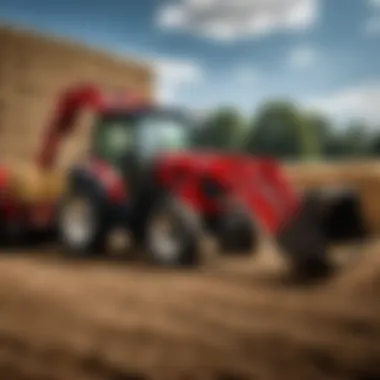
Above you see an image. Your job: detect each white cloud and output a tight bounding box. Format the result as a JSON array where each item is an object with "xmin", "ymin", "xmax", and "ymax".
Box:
[
  {"xmin": 305, "ymin": 80, "xmax": 380, "ymax": 127},
  {"xmin": 156, "ymin": 0, "xmax": 319, "ymax": 42},
  {"xmin": 364, "ymin": 0, "xmax": 380, "ymax": 35},
  {"xmin": 369, "ymin": 0, "xmax": 380, "ymax": 8},
  {"xmin": 287, "ymin": 45, "xmax": 318, "ymax": 69},
  {"xmin": 365, "ymin": 16, "xmax": 380, "ymax": 35},
  {"xmin": 152, "ymin": 57, "xmax": 204, "ymax": 103},
  {"xmin": 233, "ymin": 65, "xmax": 261, "ymax": 85}
]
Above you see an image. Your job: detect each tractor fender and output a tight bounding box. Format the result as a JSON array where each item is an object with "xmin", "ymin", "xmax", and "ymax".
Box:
[
  {"xmin": 68, "ymin": 161, "xmax": 127, "ymax": 203},
  {"xmin": 154, "ymin": 159, "xmax": 206, "ymax": 213},
  {"xmin": 169, "ymin": 178, "xmax": 205, "ymax": 212},
  {"xmin": 129, "ymin": 165, "xmax": 204, "ymax": 244},
  {"xmin": 61, "ymin": 166, "xmax": 109, "ymax": 228},
  {"xmin": 66, "ymin": 164, "xmax": 129, "ymax": 228},
  {"xmin": 67, "ymin": 166, "xmax": 106, "ymax": 198}
]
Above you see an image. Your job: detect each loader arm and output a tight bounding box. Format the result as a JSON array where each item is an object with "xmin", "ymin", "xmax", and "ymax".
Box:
[
  {"xmin": 237, "ymin": 162, "xmax": 366, "ymax": 276},
  {"xmin": 35, "ymin": 85, "xmax": 101, "ymax": 171},
  {"xmin": 218, "ymin": 161, "xmax": 330, "ymax": 275},
  {"xmin": 35, "ymin": 84, "xmax": 153, "ymax": 171}
]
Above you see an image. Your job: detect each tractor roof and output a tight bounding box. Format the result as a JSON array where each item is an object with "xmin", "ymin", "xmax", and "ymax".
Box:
[{"xmin": 100, "ymin": 106, "xmax": 193, "ymax": 121}]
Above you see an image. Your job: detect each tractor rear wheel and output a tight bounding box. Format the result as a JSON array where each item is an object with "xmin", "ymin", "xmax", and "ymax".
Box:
[{"xmin": 144, "ymin": 197, "xmax": 202, "ymax": 267}]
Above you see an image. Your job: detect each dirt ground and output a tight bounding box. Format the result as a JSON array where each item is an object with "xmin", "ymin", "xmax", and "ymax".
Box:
[{"xmin": 0, "ymin": 240, "xmax": 379, "ymax": 380}]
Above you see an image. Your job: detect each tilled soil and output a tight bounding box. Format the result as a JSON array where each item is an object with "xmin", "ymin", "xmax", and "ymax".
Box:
[{"xmin": 0, "ymin": 242, "xmax": 379, "ymax": 380}]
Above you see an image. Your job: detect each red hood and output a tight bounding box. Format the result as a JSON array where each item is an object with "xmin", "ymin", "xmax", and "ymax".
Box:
[
  {"xmin": 158, "ymin": 150, "xmax": 301, "ymax": 234},
  {"xmin": 158, "ymin": 150, "xmax": 278, "ymax": 185}
]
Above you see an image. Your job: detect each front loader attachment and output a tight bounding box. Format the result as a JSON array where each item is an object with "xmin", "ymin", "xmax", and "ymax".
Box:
[{"xmin": 239, "ymin": 160, "xmax": 367, "ymax": 280}]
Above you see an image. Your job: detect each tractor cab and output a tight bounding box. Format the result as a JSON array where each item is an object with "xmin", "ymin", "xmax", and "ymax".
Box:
[{"xmin": 91, "ymin": 108, "xmax": 195, "ymax": 192}]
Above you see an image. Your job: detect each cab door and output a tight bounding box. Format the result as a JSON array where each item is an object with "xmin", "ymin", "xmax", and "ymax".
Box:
[{"xmin": 91, "ymin": 114, "xmax": 141, "ymax": 195}]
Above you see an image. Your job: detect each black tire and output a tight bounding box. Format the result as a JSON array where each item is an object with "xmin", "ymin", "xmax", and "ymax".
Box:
[
  {"xmin": 144, "ymin": 197, "xmax": 201, "ymax": 267},
  {"xmin": 218, "ymin": 209, "xmax": 259, "ymax": 256},
  {"xmin": 57, "ymin": 188, "xmax": 109, "ymax": 258},
  {"xmin": 0, "ymin": 206, "xmax": 30, "ymax": 247},
  {"xmin": 0, "ymin": 221, "xmax": 27, "ymax": 247}
]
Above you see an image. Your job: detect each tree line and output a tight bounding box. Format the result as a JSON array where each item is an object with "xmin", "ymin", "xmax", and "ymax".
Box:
[{"xmin": 192, "ymin": 100, "xmax": 380, "ymax": 161}]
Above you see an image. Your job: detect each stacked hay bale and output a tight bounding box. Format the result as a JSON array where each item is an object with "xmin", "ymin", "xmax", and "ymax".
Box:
[{"xmin": 0, "ymin": 25, "xmax": 155, "ymax": 169}]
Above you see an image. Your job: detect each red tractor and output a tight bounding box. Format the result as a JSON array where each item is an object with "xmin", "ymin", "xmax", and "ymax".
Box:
[{"xmin": 0, "ymin": 84, "xmax": 366, "ymax": 279}]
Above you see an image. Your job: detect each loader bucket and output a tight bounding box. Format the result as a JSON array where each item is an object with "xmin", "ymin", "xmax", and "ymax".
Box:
[
  {"xmin": 303, "ymin": 189, "xmax": 367, "ymax": 243},
  {"xmin": 317, "ymin": 190, "xmax": 367, "ymax": 244},
  {"xmin": 276, "ymin": 189, "xmax": 366, "ymax": 280},
  {"xmin": 276, "ymin": 198, "xmax": 332, "ymax": 280}
]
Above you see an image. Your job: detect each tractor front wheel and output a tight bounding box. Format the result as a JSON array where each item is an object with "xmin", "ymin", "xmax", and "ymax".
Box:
[{"xmin": 144, "ymin": 197, "xmax": 202, "ymax": 268}]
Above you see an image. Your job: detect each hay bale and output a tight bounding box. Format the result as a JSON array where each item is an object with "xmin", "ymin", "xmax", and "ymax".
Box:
[
  {"xmin": 11, "ymin": 163, "xmax": 67, "ymax": 203},
  {"xmin": 0, "ymin": 25, "xmax": 155, "ymax": 169}
]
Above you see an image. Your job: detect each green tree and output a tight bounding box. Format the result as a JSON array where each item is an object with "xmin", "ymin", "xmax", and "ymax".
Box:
[
  {"xmin": 370, "ymin": 133, "xmax": 380, "ymax": 156},
  {"xmin": 324, "ymin": 130, "xmax": 349, "ymax": 159},
  {"xmin": 245, "ymin": 100, "xmax": 322, "ymax": 160},
  {"xmin": 305, "ymin": 112, "xmax": 332, "ymax": 157},
  {"xmin": 342, "ymin": 121, "xmax": 371, "ymax": 157},
  {"xmin": 193, "ymin": 107, "xmax": 245, "ymax": 150}
]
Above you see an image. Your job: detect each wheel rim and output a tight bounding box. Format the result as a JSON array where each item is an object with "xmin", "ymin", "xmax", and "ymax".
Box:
[
  {"xmin": 147, "ymin": 209, "xmax": 182, "ymax": 262},
  {"xmin": 60, "ymin": 196, "xmax": 94, "ymax": 248}
]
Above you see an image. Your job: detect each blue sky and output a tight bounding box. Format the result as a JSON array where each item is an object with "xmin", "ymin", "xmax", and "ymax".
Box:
[{"xmin": 1, "ymin": 0, "xmax": 380, "ymax": 124}]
